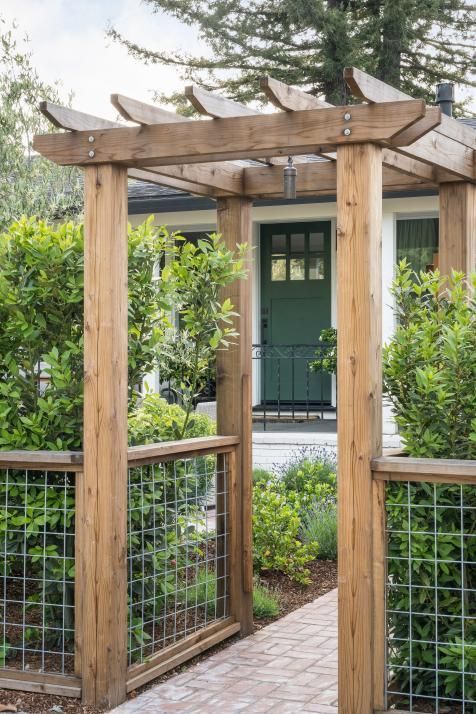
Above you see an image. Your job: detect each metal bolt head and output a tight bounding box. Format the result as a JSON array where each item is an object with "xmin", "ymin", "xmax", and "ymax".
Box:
[
  {"xmin": 344, "ymin": 112, "xmax": 351, "ymax": 121},
  {"xmin": 88, "ymin": 135, "xmax": 95, "ymax": 143},
  {"xmin": 343, "ymin": 128, "xmax": 351, "ymax": 136},
  {"xmin": 88, "ymin": 150, "xmax": 95, "ymax": 158}
]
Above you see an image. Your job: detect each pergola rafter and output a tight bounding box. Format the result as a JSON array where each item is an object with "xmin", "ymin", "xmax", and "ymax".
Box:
[{"xmin": 32, "ymin": 68, "xmax": 476, "ymax": 713}]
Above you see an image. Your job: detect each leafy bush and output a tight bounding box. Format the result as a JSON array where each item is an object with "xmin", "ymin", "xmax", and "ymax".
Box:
[
  {"xmin": 277, "ymin": 448, "xmax": 337, "ymax": 516},
  {"xmin": 179, "ymin": 570, "xmax": 280, "ymax": 619},
  {"xmin": 252, "ymin": 581, "xmax": 280, "ymax": 618},
  {"xmin": 0, "ymin": 216, "xmax": 174, "ymax": 450},
  {"xmin": 384, "ymin": 263, "xmax": 476, "ymax": 459},
  {"xmin": 300, "ymin": 499, "xmax": 337, "ymax": 560},
  {"xmin": 310, "ymin": 327, "xmax": 337, "ymax": 375},
  {"xmin": 384, "ymin": 263, "xmax": 476, "ymax": 704},
  {"xmin": 0, "ymin": 217, "xmax": 245, "ymax": 450},
  {"xmin": 253, "ymin": 468, "xmax": 273, "ymax": 485},
  {"xmin": 129, "ymin": 394, "xmax": 215, "ymax": 444},
  {"xmin": 158, "ymin": 233, "xmax": 247, "ymax": 436},
  {"xmin": 386, "ymin": 481, "xmax": 476, "ymax": 703},
  {"xmin": 253, "ymin": 480, "xmax": 318, "ymax": 585},
  {"xmin": 0, "ymin": 217, "xmax": 245, "ymax": 663}
]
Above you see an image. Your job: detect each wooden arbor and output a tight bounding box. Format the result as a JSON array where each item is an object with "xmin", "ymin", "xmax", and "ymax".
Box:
[{"xmin": 34, "ymin": 67, "xmax": 476, "ymax": 712}]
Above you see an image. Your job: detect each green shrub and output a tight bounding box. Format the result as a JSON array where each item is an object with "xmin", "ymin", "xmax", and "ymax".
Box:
[
  {"xmin": 383, "ymin": 263, "xmax": 476, "ymax": 704},
  {"xmin": 384, "ymin": 263, "xmax": 476, "ymax": 459},
  {"xmin": 0, "ymin": 217, "xmax": 245, "ymax": 663},
  {"xmin": 177, "ymin": 569, "xmax": 217, "ymax": 616},
  {"xmin": 253, "ymin": 480, "xmax": 318, "ymax": 585},
  {"xmin": 0, "ymin": 216, "xmax": 175, "ymax": 450},
  {"xmin": 252, "ymin": 581, "xmax": 280, "ymax": 618},
  {"xmin": 128, "ymin": 393, "xmax": 215, "ymax": 444},
  {"xmin": 300, "ymin": 499, "xmax": 337, "ymax": 560},
  {"xmin": 310, "ymin": 327, "xmax": 337, "ymax": 375},
  {"xmin": 174, "ymin": 570, "xmax": 280, "ymax": 620},
  {"xmin": 253, "ymin": 468, "xmax": 273, "ymax": 485},
  {"xmin": 386, "ymin": 481, "xmax": 476, "ymax": 702},
  {"xmin": 277, "ymin": 449, "xmax": 337, "ymax": 516}
]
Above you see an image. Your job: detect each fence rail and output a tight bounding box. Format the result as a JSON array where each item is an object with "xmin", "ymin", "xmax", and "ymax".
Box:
[
  {"xmin": 371, "ymin": 456, "xmax": 476, "ymax": 713},
  {"xmin": 0, "ymin": 435, "xmax": 240, "ymax": 699}
]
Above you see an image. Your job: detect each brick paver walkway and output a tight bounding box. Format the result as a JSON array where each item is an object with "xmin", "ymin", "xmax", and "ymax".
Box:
[{"xmin": 113, "ymin": 589, "xmax": 338, "ymax": 713}]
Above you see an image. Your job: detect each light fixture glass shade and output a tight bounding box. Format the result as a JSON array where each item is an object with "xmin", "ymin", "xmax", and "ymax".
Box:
[{"xmin": 283, "ymin": 156, "xmax": 297, "ymax": 199}]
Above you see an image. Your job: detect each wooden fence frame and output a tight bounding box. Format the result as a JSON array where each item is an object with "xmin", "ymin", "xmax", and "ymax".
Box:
[{"xmin": 0, "ymin": 436, "xmax": 242, "ymax": 701}]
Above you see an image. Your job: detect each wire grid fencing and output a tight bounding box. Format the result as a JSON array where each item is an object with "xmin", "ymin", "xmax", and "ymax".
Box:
[
  {"xmin": 0, "ymin": 468, "xmax": 75, "ymax": 675},
  {"xmin": 385, "ymin": 480, "xmax": 476, "ymax": 712},
  {"xmin": 127, "ymin": 451, "xmax": 230, "ymax": 666}
]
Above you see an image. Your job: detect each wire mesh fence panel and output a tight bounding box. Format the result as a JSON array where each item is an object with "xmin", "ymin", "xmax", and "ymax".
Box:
[
  {"xmin": 127, "ymin": 452, "xmax": 230, "ymax": 666},
  {"xmin": 385, "ymin": 481, "xmax": 476, "ymax": 713},
  {"xmin": 0, "ymin": 469, "xmax": 75, "ymax": 675}
]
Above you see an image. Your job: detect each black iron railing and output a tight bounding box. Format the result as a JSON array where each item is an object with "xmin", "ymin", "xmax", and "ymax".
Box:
[{"xmin": 251, "ymin": 343, "xmax": 335, "ymax": 431}]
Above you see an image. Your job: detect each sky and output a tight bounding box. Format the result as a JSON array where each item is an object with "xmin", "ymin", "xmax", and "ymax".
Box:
[
  {"xmin": 1, "ymin": 0, "xmax": 475, "ymax": 118},
  {"xmin": 1, "ymin": 0, "xmax": 205, "ymax": 119}
]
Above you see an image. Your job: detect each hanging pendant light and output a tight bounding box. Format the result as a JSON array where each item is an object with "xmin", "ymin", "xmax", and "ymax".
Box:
[{"xmin": 283, "ymin": 156, "xmax": 297, "ymax": 200}]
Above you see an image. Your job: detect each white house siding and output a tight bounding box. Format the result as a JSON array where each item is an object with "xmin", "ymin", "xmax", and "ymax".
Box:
[{"xmin": 130, "ymin": 193, "xmax": 439, "ymax": 460}]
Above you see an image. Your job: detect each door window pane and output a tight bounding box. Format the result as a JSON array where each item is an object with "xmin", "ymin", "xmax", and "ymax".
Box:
[
  {"xmin": 309, "ymin": 255, "xmax": 325, "ymax": 280},
  {"xmin": 290, "ymin": 258, "xmax": 305, "ymax": 280},
  {"xmin": 272, "ymin": 234, "xmax": 287, "ymax": 255},
  {"xmin": 271, "ymin": 257, "xmax": 287, "ymax": 281},
  {"xmin": 290, "ymin": 233, "xmax": 305, "ymax": 254},
  {"xmin": 309, "ymin": 232, "xmax": 324, "ymax": 252}
]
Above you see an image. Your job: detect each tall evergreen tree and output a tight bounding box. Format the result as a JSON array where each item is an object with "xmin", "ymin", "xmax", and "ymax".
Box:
[{"xmin": 109, "ymin": 0, "xmax": 475, "ymax": 111}]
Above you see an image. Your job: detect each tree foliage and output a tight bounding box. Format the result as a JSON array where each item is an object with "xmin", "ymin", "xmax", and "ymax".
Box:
[
  {"xmin": 109, "ymin": 0, "xmax": 475, "ymax": 110},
  {"xmin": 0, "ymin": 17, "xmax": 83, "ymax": 231},
  {"xmin": 383, "ymin": 262, "xmax": 476, "ymax": 459},
  {"xmin": 0, "ymin": 217, "xmax": 245, "ymax": 450}
]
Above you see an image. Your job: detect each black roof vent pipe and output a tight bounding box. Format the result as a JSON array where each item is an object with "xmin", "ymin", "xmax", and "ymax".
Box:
[{"xmin": 435, "ymin": 82, "xmax": 454, "ymax": 117}]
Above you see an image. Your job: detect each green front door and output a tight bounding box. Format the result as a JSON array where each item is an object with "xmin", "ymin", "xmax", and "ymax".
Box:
[{"xmin": 260, "ymin": 221, "xmax": 332, "ymax": 407}]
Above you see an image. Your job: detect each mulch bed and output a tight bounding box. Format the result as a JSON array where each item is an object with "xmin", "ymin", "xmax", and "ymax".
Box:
[
  {"xmin": 0, "ymin": 560, "xmax": 337, "ymax": 714},
  {"xmin": 255, "ymin": 559, "xmax": 337, "ymax": 627}
]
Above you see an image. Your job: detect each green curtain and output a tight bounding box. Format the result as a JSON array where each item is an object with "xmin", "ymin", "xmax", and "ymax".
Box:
[{"xmin": 396, "ymin": 218, "xmax": 439, "ymax": 274}]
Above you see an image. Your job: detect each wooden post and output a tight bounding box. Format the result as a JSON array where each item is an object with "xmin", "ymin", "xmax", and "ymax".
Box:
[
  {"xmin": 80, "ymin": 164, "xmax": 129, "ymax": 708},
  {"xmin": 216, "ymin": 197, "xmax": 254, "ymax": 636},
  {"xmin": 372, "ymin": 479, "xmax": 387, "ymax": 710},
  {"xmin": 439, "ymin": 182, "xmax": 476, "ymax": 277},
  {"xmin": 337, "ymin": 143, "xmax": 383, "ymax": 713}
]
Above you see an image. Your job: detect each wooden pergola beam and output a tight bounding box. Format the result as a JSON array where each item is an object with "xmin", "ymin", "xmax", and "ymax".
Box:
[
  {"xmin": 33, "ymin": 100, "xmax": 428, "ymax": 167},
  {"xmin": 344, "ymin": 66, "xmax": 476, "ymax": 149},
  {"xmin": 185, "ymin": 84, "xmax": 259, "ymax": 118},
  {"xmin": 259, "ymin": 76, "xmax": 438, "ymax": 182},
  {"xmin": 344, "ymin": 66, "xmax": 476, "ymax": 181},
  {"xmin": 184, "ymin": 84, "xmax": 287, "ymax": 166},
  {"xmin": 40, "ymin": 101, "xmax": 244, "ymax": 196},
  {"xmin": 243, "ymin": 160, "xmax": 435, "ymax": 197},
  {"xmin": 111, "ymin": 93, "xmax": 190, "ymax": 125},
  {"xmin": 260, "ymin": 75, "xmax": 330, "ymax": 111}
]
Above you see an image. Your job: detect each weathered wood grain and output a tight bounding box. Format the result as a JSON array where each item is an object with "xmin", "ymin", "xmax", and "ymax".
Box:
[
  {"xmin": 337, "ymin": 143, "xmax": 383, "ymax": 713},
  {"xmin": 81, "ymin": 164, "xmax": 128, "ymax": 708},
  {"xmin": 33, "ymin": 100, "xmax": 427, "ymax": 167},
  {"xmin": 216, "ymin": 197, "xmax": 254, "ymax": 636}
]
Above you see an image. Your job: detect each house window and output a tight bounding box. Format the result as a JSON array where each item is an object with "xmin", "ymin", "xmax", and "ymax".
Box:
[{"xmin": 396, "ymin": 217, "xmax": 439, "ymax": 273}]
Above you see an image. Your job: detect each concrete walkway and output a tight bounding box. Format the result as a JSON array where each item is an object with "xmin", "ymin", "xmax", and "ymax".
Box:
[{"xmin": 113, "ymin": 589, "xmax": 338, "ymax": 713}]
